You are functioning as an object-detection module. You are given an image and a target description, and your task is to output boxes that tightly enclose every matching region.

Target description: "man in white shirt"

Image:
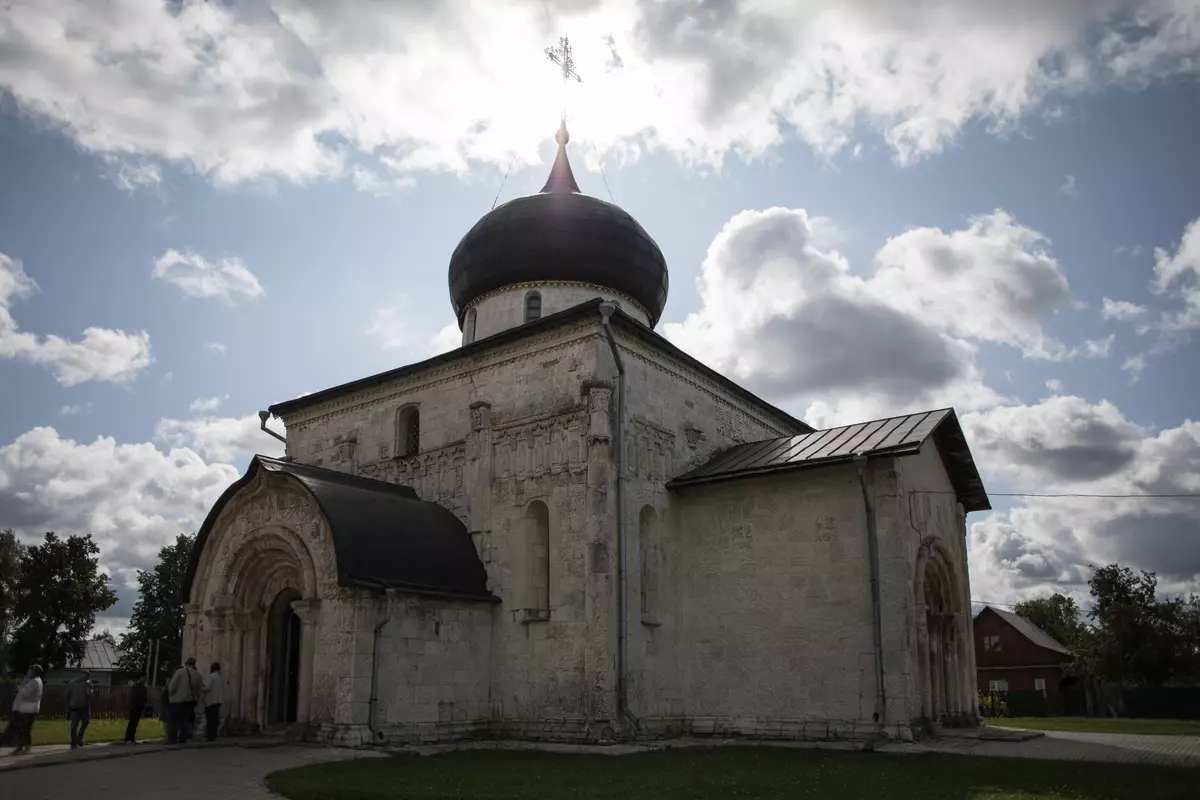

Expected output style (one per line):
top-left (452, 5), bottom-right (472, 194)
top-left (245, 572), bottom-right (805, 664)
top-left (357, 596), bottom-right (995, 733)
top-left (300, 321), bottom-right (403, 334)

top-left (202, 662), bottom-right (225, 742)
top-left (9, 664), bottom-right (44, 755)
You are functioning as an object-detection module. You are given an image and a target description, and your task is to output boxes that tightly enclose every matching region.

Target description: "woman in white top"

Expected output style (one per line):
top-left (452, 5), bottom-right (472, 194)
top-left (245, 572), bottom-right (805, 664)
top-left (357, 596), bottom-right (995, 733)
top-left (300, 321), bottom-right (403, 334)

top-left (10, 664), bottom-right (44, 755)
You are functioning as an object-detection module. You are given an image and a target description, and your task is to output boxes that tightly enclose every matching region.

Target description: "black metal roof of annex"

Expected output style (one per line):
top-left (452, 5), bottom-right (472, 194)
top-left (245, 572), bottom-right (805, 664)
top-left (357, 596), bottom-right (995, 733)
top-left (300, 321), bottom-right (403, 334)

top-left (668, 408), bottom-right (991, 512)
top-left (447, 120), bottom-right (669, 326)
top-left (182, 456), bottom-right (498, 604)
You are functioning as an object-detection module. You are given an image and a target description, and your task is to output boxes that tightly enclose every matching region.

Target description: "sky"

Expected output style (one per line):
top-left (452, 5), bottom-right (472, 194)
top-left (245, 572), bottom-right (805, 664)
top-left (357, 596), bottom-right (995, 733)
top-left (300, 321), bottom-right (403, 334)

top-left (1, 0), bottom-right (1199, 637)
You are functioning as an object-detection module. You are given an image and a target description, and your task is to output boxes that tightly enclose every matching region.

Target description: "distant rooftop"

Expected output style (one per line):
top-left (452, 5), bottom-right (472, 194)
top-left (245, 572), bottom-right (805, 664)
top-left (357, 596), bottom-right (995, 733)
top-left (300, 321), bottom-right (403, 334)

top-left (69, 639), bottom-right (123, 672)
top-left (987, 606), bottom-right (1071, 655)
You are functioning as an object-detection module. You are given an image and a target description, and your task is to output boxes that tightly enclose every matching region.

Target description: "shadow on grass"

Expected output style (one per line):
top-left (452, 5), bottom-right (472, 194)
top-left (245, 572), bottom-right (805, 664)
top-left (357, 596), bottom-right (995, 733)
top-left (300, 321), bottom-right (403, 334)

top-left (29, 718), bottom-right (135, 747)
top-left (266, 746), bottom-right (1197, 800)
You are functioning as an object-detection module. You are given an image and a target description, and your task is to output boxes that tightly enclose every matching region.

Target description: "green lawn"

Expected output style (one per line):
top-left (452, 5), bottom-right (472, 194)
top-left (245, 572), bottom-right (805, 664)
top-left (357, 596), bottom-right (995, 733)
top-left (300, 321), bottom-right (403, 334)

top-left (25, 716), bottom-right (165, 746)
top-left (990, 717), bottom-right (1200, 737)
top-left (266, 747), bottom-right (1198, 800)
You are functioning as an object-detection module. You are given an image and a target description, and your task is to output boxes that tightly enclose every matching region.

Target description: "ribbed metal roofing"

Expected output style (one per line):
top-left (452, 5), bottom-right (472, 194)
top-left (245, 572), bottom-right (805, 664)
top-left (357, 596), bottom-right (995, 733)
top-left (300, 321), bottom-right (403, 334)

top-left (668, 408), bottom-right (990, 512)
top-left (987, 607), bottom-right (1071, 655)
top-left (71, 640), bottom-right (122, 671)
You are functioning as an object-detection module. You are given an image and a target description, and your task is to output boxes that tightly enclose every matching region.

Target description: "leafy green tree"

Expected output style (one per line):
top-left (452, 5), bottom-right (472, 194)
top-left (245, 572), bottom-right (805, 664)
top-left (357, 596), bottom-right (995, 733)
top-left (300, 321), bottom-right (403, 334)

top-left (9, 532), bottom-right (117, 671)
top-left (117, 534), bottom-right (194, 684)
top-left (0, 529), bottom-right (25, 677)
top-left (91, 629), bottom-right (117, 647)
top-left (1084, 564), bottom-right (1200, 687)
top-left (1013, 593), bottom-right (1087, 650)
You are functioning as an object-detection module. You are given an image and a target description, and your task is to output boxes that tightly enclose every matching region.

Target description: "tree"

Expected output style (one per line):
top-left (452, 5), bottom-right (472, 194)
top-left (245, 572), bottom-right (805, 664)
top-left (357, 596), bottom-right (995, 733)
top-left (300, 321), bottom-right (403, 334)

top-left (0, 529), bottom-right (25, 677)
top-left (118, 534), bottom-right (194, 684)
top-left (1013, 593), bottom-right (1087, 650)
top-left (1083, 564), bottom-right (1200, 687)
top-left (91, 629), bottom-right (117, 647)
top-left (9, 532), bottom-right (117, 671)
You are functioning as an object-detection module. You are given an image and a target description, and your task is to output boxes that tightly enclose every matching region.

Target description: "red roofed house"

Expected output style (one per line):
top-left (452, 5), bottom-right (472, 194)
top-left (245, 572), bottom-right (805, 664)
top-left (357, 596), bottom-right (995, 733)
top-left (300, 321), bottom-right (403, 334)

top-left (974, 606), bottom-right (1076, 715)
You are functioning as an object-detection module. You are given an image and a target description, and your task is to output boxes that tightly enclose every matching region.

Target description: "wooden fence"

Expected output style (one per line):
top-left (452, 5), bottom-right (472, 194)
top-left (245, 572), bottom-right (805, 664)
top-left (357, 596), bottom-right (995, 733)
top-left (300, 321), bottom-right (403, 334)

top-left (0, 683), bottom-right (166, 721)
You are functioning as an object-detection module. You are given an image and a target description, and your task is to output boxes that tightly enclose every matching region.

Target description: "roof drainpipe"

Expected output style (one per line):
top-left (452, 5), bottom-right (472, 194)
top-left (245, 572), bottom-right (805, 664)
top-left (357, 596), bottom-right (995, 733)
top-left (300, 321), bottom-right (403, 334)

top-left (367, 588), bottom-right (397, 746)
top-left (598, 302), bottom-right (630, 731)
top-left (855, 453), bottom-right (888, 741)
top-left (258, 410), bottom-right (287, 446)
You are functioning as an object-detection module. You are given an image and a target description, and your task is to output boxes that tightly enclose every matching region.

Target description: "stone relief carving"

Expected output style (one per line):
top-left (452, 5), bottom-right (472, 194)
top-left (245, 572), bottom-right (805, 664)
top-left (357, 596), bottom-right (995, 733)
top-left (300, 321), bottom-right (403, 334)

top-left (356, 441), bottom-right (468, 522)
top-left (492, 408), bottom-right (590, 482)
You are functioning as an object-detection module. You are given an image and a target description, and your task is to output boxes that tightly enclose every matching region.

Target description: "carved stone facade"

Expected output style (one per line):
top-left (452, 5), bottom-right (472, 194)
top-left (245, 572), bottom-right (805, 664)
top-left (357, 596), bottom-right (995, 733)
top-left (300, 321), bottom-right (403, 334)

top-left (184, 312), bottom-right (978, 746)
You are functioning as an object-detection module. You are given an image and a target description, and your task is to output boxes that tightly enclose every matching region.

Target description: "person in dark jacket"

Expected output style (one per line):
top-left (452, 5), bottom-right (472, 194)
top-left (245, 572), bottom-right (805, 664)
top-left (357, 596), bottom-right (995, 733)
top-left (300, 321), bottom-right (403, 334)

top-left (125, 679), bottom-right (149, 744)
top-left (66, 671), bottom-right (92, 748)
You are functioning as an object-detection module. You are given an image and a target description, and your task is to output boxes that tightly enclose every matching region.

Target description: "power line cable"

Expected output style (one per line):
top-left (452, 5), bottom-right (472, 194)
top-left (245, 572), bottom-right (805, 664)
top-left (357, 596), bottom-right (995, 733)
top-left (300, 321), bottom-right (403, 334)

top-left (490, 153), bottom-right (518, 211)
top-left (912, 490), bottom-right (1200, 499)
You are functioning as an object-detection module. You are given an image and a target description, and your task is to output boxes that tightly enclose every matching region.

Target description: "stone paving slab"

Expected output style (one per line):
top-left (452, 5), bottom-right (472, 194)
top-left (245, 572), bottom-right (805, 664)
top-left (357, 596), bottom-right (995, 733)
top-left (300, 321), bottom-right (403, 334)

top-left (881, 730), bottom-right (1200, 767)
top-left (0, 743), bottom-right (379, 800)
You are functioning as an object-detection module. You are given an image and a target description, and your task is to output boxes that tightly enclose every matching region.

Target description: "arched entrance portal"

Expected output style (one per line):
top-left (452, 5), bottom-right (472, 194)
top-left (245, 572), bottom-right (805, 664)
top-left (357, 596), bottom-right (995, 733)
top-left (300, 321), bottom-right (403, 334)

top-left (267, 589), bottom-right (303, 726)
top-left (914, 538), bottom-right (971, 724)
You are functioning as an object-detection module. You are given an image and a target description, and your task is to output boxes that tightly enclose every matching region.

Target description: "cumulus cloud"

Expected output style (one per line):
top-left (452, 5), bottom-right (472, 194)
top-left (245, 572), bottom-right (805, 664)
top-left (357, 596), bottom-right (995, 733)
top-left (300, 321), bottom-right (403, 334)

top-left (152, 249), bottom-right (264, 302)
top-left (664, 205), bottom-right (1111, 426)
top-left (1151, 215), bottom-right (1200, 332)
top-left (872, 211), bottom-right (1076, 359)
top-left (60, 403), bottom-right (94, 416)
top-left (188, 395), bottom-right (228, 414)
top-left (1122, 353), bottom-right (1149, 382)
top-left (0, 1), bottom-right (1197, 185)
top-left (368, 304), bottom-right (461, 359)
top-left (0, 426), bottom-right (241, 621)
top-left (101, 155), bottom-right (162, 192)
top-left (0, 252), bottom-right (152, 385)
top-left (1059, 174), bottom-right (1079, 198)
top-left (1102, 296), bottom-right (1149, 322)
top-left (963, 395), bottom-right (1200, 603)
top-left (1, 406), bottom-right (289, 625)
top-left (203, 342), bottom-right (228, 356)
top-left (155, 412), bottom-right (287, 465)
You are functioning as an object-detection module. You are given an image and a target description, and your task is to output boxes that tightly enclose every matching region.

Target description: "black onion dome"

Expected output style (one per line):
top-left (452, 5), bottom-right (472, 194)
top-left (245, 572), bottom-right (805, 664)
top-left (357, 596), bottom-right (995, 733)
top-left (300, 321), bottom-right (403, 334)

top-left (448, 121), bottom-right (669, 326)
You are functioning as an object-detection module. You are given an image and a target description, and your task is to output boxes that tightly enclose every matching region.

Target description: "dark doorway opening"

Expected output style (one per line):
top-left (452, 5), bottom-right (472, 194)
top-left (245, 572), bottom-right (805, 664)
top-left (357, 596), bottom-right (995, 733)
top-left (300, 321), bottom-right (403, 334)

top-left (267, 589), bottom-right (302, 726)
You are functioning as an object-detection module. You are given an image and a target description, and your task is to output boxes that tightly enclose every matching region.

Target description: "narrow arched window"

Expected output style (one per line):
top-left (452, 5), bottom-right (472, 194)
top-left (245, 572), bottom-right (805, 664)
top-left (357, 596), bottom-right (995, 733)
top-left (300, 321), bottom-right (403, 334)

top-left (639, 506), bottom-right (658, 622)
top-left (526, 500), bottom-right (550, 616)
top-left (524, 291), bottom-right (542, 323)
top-left (396, 406), bottom-right (420, 457)
top-left (464, 308), bottom-right (477, 345)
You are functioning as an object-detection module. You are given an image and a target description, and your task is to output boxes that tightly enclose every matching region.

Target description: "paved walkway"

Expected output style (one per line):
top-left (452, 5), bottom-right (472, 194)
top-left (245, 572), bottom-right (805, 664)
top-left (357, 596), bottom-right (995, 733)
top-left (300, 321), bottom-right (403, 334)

top-left (0, 743), bottom-right (378, 800)
top-left (882, 729), bottom-right (1200, 767)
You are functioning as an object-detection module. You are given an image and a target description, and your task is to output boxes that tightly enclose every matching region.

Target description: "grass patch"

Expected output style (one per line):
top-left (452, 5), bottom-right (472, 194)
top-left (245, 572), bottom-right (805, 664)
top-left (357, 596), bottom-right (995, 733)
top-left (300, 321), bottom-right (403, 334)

top-left (265, 746), bottom-right (1198, 800)
top-left (21, 716), bottom-right (164, 746)
top-left (991, 718), bottom-right (1200, 737)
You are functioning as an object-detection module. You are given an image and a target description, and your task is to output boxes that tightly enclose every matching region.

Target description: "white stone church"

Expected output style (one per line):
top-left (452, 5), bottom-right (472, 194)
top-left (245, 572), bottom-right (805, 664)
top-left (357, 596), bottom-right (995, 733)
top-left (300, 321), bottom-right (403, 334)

top-left (182, 120), bottom-right (991, 747)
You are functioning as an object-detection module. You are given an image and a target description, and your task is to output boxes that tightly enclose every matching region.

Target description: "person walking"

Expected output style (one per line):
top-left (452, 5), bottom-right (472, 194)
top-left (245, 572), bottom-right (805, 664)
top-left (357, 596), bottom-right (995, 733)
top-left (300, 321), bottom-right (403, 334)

top-left (167, 657), bottom-right (203, 744)
top-left (202, 662), bottom-right (224, 742)
top-left (125, 678), bottom-right (149, 744)
top-left (66, 671), bottom-right (92, 749)
top-left (7, 664), bottom-right (43, 755)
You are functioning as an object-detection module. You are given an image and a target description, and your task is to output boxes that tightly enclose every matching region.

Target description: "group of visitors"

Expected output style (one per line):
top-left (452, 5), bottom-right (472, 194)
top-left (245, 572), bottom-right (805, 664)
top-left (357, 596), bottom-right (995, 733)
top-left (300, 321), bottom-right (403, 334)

top-left (163, 657), bottom-right (224, 744)
top-left (3, 656), bottom-right (224, 756)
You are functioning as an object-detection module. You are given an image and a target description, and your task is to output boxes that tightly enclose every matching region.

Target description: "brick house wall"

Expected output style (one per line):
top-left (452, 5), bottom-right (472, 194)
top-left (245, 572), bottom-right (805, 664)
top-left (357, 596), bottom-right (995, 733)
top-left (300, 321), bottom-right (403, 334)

top-left (974, 608), bottom-right (1072, 714)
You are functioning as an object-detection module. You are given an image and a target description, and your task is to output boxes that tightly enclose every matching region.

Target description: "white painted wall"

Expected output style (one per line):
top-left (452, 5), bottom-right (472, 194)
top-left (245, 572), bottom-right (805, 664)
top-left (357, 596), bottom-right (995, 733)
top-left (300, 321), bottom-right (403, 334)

top-left (374, 596), bottom-right (494, 742)
top-left (462, 282), bottom-right (651, 344)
